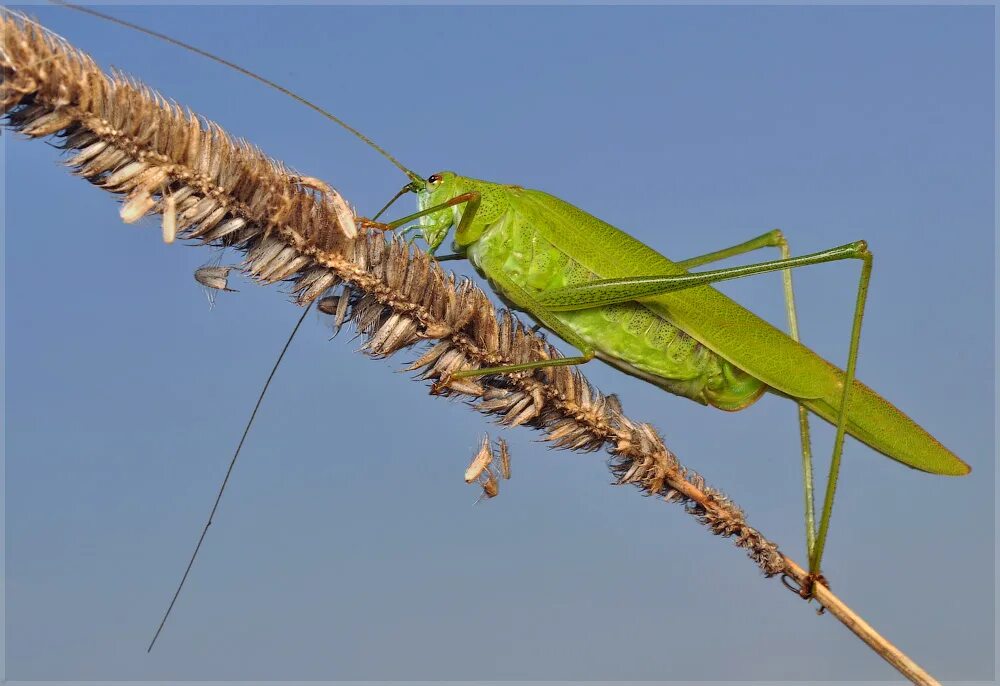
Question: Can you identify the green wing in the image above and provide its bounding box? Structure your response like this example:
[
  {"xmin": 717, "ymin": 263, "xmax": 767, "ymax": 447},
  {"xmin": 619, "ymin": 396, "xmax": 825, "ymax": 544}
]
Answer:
[
  {"xmin": 655, "ymin": 286, "xmax": 969, "ymax": 475},
  {"xmin": 517, "ymin": 190, "xmax": 970, "ymax": 475}
]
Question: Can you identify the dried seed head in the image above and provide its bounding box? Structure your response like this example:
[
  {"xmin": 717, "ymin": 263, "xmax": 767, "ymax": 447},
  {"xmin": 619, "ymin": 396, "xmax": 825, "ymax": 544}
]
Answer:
[{"xmin": 0, "ymin": 9, "xmax": 784, "ymax": 577}]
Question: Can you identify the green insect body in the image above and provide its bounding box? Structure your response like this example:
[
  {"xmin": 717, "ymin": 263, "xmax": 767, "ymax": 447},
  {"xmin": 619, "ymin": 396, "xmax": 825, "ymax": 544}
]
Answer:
[
  {"xmin": 424, "ymin": 176, "xmax": 766, "ymax": 410},
  {"xmin": 417, "ymin": 171, "xmax": 969, "ymax": 478}
]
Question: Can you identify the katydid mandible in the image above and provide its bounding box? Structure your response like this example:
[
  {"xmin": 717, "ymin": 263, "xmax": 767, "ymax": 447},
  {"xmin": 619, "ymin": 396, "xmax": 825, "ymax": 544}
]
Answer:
[{"xmin": 63, "ymin": 4, "xmax": 970, "ymax": 589}]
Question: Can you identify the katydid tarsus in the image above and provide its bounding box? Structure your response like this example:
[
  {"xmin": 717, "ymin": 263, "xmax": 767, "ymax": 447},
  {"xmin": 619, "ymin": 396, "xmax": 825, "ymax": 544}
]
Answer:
[{"xmin": 53, "ymin": 1, "xmax": 972, "ymax": 650}]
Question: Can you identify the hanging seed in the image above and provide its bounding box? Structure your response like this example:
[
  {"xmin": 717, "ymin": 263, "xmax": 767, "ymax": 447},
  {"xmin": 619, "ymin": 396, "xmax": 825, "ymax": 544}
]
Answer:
[
  {"xmin": 497, "ymin": 438, "xmax": 511, "ymax": 480},
  {"xmin": 480, "ymin": 474, "xmax": 499, "ymax": 500},
  {"xmin": 332, "ymin": 292, "xmax": 350, "ymax": 332},
  {"xmin": 464, "ymin": 436, "xmax": 492, "ymax": 484},
  {"xmin": 194, "ymin": 265, "xmax": 235, "ymax": 292},
  {"xmin": 120, "ymin": 190, "xmax": 154, "ymax": 224},
  {"xmin": 316, "ymin": 291, "xmax": 352, "ymax": 334},
  {"xmin": 162, "ymin": 194, "xmax": 177, "ymax": 244},
  {"xmin": 316, "ymin": 295, "xmax": 340, "ymax": 316}
]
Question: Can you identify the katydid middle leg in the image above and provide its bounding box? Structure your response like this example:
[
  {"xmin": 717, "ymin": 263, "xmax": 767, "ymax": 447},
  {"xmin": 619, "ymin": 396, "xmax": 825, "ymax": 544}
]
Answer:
[
  {"xmin": 437, "ymin": 270, "xmax": 597, "ymax": 392},
  {"xmin": 679, "ymin": 230, "xmax": 818, "ymax": 564}
]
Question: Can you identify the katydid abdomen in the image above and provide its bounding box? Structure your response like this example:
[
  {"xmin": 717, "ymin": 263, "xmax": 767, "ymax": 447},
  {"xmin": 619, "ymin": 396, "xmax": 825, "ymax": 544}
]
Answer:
[
  {"xmin": 465, "ymin": 198, "xmax": 768, "ymax": 412},
  {"xmin": 426, "ymin": 175, "xmax": 968, "ymax": 476}
]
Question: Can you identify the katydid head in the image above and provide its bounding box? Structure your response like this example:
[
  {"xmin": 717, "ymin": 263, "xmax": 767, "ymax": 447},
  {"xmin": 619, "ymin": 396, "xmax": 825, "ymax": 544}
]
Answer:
[
  {"xmin": 413, "ymin": 172, "xmax": 509, "ymax": 252},
  {"xmin": 416, "ymin": 171, "xmax": 461, "ymax": 252}
]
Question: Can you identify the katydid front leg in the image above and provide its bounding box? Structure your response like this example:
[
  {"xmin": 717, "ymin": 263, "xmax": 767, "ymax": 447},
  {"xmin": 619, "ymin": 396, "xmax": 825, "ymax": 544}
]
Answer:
[
  {"xmin": 362, "ymin": 192, "xmax": 481, "ymax": 233},
  {"xmin": 360, "ymin": 191, "xmax": 481, "ymax": 256}
]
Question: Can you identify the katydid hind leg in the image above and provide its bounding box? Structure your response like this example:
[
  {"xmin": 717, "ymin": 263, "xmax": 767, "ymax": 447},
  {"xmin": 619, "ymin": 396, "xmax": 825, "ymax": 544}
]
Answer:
[
  {"xmin": 680, "ymin": 237, "xmax": 874, "ymax": 580},
  {"xmin": 809, "ymin": 248, "xmax": 873, "ymax": 578},
  {"xmin": 536, "ymin": 236, "xmax": 876, "ymax": 580},
  {"xmin": 772, "ymin": 234, "xmax": 818, "ymax": 566},
  {"xmin": 535, "ymin": 241, "xmax": 869, "ymax": 311},
  {"xmin": 676, "ymin": 233, "xmax": 874, "ymax": 586}
]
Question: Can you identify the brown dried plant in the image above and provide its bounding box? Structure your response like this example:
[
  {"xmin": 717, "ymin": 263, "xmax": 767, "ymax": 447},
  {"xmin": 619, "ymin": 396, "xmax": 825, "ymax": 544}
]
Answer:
[
  {"xmin": 465, "ymin": 435, "xmax": 511, "ymax": 501},
  {"xmin": 0, "ymin": 11, "xmax": 941, "ymax": 684},
  {"xmin": 0, "ymin": 11, "xmax": 781, "ymax": 574}
]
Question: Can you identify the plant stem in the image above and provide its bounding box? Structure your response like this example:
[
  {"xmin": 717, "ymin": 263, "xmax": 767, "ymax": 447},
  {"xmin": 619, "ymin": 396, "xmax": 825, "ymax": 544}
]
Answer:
[{"xmin": 781, "ymin": 556, "xmax": 939, "ymax": 685}]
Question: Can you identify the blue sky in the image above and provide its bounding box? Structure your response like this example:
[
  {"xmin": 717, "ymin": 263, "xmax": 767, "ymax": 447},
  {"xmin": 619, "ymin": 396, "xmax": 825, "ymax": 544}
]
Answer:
[{"xmin": 4, "ymin": 4, "xmax": 994, "ymax": 681}]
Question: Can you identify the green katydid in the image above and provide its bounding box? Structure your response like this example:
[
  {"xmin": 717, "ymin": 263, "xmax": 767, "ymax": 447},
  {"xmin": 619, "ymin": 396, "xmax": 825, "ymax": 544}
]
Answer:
[
  {"xmin": 366, "ymin": 172, "xmax": 968, "ymax": 582},
  {"xmin": 58, "ymin": 1, "xmax": 970, "ymax": 606}
]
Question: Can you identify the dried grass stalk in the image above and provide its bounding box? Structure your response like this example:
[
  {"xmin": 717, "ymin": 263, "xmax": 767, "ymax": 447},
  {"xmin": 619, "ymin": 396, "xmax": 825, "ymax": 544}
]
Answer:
[
  {"xmin": 0, "ymin": 12, "xmax": 941, "ymax": 684},
  {"xmin": 0, "ymin": 10, "xmax": 782, "ymax": 575}
]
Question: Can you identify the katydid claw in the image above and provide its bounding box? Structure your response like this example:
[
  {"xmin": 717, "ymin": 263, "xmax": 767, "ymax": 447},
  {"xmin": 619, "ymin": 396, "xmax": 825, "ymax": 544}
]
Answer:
[
  {"xmin": 357, "ymin": 217, "xmax": 391, "ymax": 232},
  {"xmin": 780, "ymin": 571, "xmax": 829, "ymax": 607},
  {"xmin": 430, "ymin": 374, "xmax": 453, "ymax": 395}
]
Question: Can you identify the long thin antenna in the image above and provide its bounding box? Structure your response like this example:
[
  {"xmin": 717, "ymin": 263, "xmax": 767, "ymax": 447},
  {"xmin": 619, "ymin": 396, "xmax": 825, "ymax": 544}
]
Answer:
[
  {"xmin": 51, "ymin": 1, "xmax": 425, "ymax": 187},
  {"xmin": 147, "ymin": 303, "xmax": 312, "ymax": 653}
]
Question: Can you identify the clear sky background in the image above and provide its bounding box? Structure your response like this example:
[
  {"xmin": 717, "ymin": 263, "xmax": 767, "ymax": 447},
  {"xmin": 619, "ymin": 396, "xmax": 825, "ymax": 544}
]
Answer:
[{"xmin": 4, "ymin": 4, "xmax": 994, "ymax": 682}]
